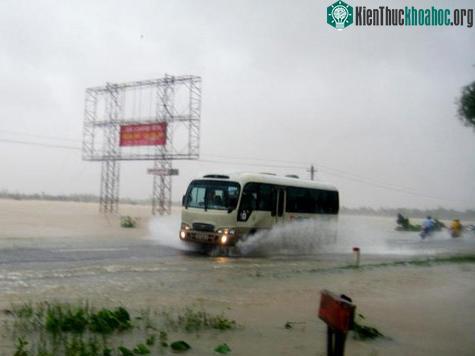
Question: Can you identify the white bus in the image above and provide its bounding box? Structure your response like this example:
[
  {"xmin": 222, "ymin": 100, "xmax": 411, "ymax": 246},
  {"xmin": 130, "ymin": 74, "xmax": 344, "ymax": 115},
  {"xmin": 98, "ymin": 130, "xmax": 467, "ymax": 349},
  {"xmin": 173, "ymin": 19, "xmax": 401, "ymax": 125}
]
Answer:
[{"xmin": 179, "ymin": 172, "xmax": 339, "ymax": 249}]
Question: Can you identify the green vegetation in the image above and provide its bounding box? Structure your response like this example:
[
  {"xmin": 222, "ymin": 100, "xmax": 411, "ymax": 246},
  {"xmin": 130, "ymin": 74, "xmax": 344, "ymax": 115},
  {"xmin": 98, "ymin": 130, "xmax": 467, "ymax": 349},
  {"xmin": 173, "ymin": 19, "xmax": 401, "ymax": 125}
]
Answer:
[
  {"xmin": 301, "ymin": 254, "xmax": 475, "ymax": 276},
  {"xmin": 117, "ymin": 346, "xmax": 134, "ymax": 356},
  {"xmin": 7, "ymin": 303, "xmax": 236, "ymax": 355},
  {"xmin": 458, "ymin": 80, "xmax": 475, "ymax": 128},
  {"xmin": 351, "ymin": 314, "xmax": 384, "ymax": 340},
  {"xmin": 347, "ymin": 254, "xmax": 475, "ymax": 270},
  {"xmin": 170, "ymin": 340, "xmax": 191, "ymax": 352},
  {"xmin": 41, "ymin": 304, "xmax": 131, "ymax": 335},
  {"xmin": 132, "ymin": 343, "xmax": 150, "ymax": 354},
  {"xmin": 160, "ymin": 307, "xmax": 237, "ymax": 332},
  {"xmin": 214, "ymin": 343, "xmax": 231, "ymax": 354},
  {"xmin": 88, "ymin": 308, "xmax": 131, "ymax": 334},
  {"xmin": 13, "ymin": 337, "xmax": 29, "ymax": 356},
  {"xmin": 158, "ymin": 331, "xmax": 168, "ymax": 347},
  {"xmin": 120, "ymin": 216, "xmax": 137, "ymax": 228},
  {"xmin": 144, "ymin": 335, "xmax": 155, "ymax": 347}
]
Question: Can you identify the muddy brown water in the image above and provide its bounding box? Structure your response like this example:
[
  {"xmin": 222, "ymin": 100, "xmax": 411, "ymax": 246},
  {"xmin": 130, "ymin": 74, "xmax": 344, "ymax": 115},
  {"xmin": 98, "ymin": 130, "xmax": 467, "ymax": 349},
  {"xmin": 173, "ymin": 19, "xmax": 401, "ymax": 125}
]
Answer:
[{"xmin": 0, "ymin": 199, "xmax": 474, "ymax": 355}]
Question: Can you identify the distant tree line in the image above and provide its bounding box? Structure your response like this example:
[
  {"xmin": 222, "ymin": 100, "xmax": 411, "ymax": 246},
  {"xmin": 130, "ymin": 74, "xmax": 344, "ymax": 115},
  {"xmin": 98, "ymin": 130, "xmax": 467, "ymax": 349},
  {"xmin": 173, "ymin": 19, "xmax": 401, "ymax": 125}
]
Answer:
[
  {"xmin": 340, "ymin": 207, "xmax": 475, "ymax": 220},
  {"xmin": 0, "ymin": 190, "xmax": 150, "ymax": 205},
  {"xmin": 1, "ymin": 190, "xmax": 473, "ymax": 219}
]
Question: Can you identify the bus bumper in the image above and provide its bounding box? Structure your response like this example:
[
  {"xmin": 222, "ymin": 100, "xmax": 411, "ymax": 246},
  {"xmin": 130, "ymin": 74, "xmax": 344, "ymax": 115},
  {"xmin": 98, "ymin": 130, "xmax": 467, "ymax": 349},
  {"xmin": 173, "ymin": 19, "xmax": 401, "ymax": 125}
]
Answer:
[{"xmin": 179, "ymin": 229, "xmax": 238, "ymax": 246}]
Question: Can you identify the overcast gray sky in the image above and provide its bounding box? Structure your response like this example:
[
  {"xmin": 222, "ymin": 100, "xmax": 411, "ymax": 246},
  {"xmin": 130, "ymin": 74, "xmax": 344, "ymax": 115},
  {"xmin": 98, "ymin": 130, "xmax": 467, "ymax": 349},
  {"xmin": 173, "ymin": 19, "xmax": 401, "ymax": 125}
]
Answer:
[{"xmin": 0, "ymin": 0, "xmax": 474, "ymax": 210}]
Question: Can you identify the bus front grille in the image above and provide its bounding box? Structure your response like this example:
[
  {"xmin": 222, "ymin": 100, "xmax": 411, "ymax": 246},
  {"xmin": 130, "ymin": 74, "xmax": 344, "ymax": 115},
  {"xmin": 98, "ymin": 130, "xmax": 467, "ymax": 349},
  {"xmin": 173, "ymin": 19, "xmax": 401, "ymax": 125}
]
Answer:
[{"xmin": 192, "ymin": 223, "xmax": 215, "ymax": 232}]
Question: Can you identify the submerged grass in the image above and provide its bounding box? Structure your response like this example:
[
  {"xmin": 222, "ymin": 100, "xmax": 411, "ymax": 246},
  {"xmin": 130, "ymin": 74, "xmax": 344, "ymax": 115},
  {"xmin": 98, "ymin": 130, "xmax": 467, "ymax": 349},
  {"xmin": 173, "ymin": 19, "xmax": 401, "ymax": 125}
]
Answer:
[
  {"xmin": 257, "ymin": 254, "xmax": 475, "ymax": 280},
  {"xmin": 6, "ymin": 302, "xmax": 237, "ymax": 355},
  {"xmin": 160, "ymin": 306, "xmax": 237, "ymax": 332},
  {"xmin": 338, "ymin": 254, "xmax": 475, "ymax": 271},
  {"xmin": 305, "ymin": 254, "xmax": 475, "ymax": 276},
  {"xmin": 351, "ymin": 314, "xmax": 384, "ymax": 341}
]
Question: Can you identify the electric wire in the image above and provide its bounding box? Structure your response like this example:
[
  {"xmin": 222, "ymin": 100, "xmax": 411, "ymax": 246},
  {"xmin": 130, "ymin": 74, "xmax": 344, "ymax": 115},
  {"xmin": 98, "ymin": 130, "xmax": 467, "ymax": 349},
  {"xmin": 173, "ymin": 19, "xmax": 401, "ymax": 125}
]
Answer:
[
  {"xmin": 197, "ymin": 159, "xmax": 306, "ymax": 170},
  {"xmin": 194, "ymin": 158, "xmax": 471, "ymax": 204},
  {"xmin": 0, "ymin": 129, "xmax": 81, "ymax": 143},
  {"xmin": 0, "ymin": 133, "xmax": 471, "ymax": 205},
  {"xmin": 0, "ymin": 138, "xmax": 81, "ymax": 150}
]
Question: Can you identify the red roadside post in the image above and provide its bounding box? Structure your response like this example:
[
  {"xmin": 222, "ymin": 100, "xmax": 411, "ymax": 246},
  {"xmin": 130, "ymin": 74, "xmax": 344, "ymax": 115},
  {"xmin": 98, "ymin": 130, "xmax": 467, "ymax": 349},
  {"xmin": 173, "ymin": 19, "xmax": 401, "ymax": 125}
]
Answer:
[
  {"xmin": 352, "ymin": 247, "xmax": 360, "ymax": 267},
  {"xmin": 318, "ymin": 290, "xmax": 356, "ymax": 356}
]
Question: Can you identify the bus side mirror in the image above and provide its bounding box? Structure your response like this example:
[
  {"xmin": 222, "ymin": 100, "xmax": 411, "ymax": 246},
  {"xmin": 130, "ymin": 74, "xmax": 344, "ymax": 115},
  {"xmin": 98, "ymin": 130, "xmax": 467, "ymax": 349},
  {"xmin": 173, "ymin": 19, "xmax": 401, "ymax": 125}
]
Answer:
[{"xmin": 182, "ymin": 195, "xmax": 186, "ymax": 207}]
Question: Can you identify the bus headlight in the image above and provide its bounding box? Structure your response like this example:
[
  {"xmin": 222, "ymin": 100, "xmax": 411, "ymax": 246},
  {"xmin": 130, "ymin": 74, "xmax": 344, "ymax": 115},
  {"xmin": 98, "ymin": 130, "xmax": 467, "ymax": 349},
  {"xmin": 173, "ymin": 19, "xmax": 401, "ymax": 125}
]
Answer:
[
  {"xmin": 180, "ymin": 223, "xmax": 190, "ymax": 239},
  {"xmin": 181, "ymin": 223, "xmax": 191, "ymax": 230},
  {"xmin": 220, "ymin": 235, "xmax": 228, "ymax": 244}
]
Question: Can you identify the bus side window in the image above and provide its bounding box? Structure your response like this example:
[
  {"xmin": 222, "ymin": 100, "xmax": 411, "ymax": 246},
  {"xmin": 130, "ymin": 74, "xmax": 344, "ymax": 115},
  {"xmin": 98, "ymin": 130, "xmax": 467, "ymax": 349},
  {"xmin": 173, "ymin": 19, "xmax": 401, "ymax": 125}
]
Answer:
[
  {"xmin": 277, "ymin": 190, "xmax": 284, "ymax": 217},
  {"xmin": 258, "ymin": 184, "xmax": 274, "ymax": 211},
  {"xmin": 238, "ymin": 183, "xmax": 258, "ymax": 221},
  {"xmin": 271, "ymin": 188, "xmax": 278, "ymax": 216},
  {"xmin": 240, "ymin": 184, "xmax": 257, "ymax": 209},
  {"xmin": 241, "ymin": 192, "xmax": 257, "ymax": 210}
]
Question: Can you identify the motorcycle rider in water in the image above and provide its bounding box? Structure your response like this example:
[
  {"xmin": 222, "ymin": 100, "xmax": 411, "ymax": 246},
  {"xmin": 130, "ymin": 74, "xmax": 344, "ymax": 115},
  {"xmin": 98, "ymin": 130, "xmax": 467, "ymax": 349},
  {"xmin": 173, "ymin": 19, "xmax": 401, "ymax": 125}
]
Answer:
[
  {"xmin": 420, "ymin": 216, "xmax": 434, "ymax": 239},
  {"xmin": 449, "ymin": 219, "xmax": 463, "ymax": 238}
]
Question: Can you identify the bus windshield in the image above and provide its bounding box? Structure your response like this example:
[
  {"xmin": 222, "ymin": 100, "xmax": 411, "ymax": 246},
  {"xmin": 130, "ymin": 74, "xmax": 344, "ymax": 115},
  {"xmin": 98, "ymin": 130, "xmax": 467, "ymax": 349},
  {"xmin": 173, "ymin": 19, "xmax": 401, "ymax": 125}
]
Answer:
[{"xmin": 185, "ymin": 180, "xmax": 241, "ymax": 211}]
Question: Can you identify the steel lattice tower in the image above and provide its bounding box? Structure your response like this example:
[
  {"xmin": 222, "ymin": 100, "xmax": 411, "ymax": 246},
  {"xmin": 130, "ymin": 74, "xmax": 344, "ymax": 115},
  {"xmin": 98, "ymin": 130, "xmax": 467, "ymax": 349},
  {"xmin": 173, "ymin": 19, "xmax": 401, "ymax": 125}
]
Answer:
[
  {"xmin": 152, "ymin": 75, "xmax": 174, "ymax": 215},
  {"xmin": 99, "ymin": 84, "xmax": 121, "ymax": 213},
  {"xmin": 82, "ymin": 75, "xmax": 202, "ymax": 215}
]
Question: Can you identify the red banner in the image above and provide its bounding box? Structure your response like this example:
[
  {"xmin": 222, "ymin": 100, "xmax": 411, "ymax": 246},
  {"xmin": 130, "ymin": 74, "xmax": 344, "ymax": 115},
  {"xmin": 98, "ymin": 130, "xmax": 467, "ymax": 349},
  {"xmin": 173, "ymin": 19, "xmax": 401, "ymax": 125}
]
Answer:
[{"xmin": 119, "ymin": 123, "xmax": 167, "ymax": 146}]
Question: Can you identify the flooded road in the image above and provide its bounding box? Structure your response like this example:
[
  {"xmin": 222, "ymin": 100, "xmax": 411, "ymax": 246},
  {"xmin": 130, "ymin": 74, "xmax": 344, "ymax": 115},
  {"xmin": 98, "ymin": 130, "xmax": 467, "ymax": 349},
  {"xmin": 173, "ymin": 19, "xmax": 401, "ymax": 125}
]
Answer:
[{"xmin": 0, "ymin": 200, "xmax": 474, "ymax": 355}]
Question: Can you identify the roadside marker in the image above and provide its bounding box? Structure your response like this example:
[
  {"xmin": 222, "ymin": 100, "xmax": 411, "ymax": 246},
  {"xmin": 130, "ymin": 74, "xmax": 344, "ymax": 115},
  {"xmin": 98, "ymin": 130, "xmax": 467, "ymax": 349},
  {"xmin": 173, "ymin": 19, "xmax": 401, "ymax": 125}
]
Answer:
[
  {"xmin": 352, "ymin": 247, "xmax": 360, "ymax": 267},
  {"xmin": 318, "ymin": 290, "xmax": 356, "ymax": 356}
]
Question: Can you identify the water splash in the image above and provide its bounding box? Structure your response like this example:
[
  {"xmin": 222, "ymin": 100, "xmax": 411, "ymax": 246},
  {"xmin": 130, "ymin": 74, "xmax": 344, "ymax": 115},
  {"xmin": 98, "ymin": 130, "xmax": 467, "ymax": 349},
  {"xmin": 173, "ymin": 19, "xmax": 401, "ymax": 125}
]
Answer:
[
  {"xmin": 148, "ymin": 213, "xmax": 473, "ymax": 257},
  {"xmin": 237, "ymin": 216, "xmax": 338, "ymax": 256},
  {"xmin": 236, "ymin": 215, "xmax": 432, "ymax": 257},
  {"xmin": 148, "ymin": 214, "xmax": 194, "ymax": 251}
]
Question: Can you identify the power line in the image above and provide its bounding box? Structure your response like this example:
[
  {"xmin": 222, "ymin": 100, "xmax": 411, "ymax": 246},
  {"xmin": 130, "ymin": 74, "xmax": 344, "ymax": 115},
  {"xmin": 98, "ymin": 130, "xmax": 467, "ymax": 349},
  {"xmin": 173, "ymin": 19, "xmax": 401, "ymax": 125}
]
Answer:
[
  {"xmin": 0, "ymin": 138, "xmax": 81, "ymax": 151},
  {"xmin": 202, "ymin": 153, "xmax": 428, "ymax": 195},
  {"xmin": 319, "ymin": 169, "xmax": 472, "ymax": 205},
  {"xmin": 202, "ymin": 153, "xmax": 440, "ymax": 198},
  {"xmin": 201, "ymin": 153, "xmax": 311, "ymax": 166},
  {"xmin": 0, "ymin": 129, "xmax": 81, "ymax": 143},
  {"xmin": 0, "ymin": 131, "xmax": 438, "ymax": 199},
  {"xmin": 0, "ymin": 133, "xmax": 470, "ymax": 205},
  {"xmin": 196, "ymin": 158, "xmax": 471, "ymax": 205},
  {"xmin": 198, "ymin": 158, "xmax": 306, "ymax": 170}
]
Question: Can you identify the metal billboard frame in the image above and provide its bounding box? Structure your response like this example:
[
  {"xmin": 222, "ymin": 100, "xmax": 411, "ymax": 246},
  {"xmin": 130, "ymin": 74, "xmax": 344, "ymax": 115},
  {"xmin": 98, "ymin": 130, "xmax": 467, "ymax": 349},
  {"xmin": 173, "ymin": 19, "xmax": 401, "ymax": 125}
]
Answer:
[{"xmin": 82, "ymin": 75, "xmax": 201, "ymax": 214}]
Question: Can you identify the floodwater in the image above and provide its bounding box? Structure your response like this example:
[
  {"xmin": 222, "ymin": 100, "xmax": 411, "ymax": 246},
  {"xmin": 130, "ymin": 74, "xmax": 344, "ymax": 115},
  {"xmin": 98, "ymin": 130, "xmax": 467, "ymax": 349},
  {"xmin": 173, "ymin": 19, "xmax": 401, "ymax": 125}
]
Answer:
[{"xmin": 0, "ymin": 199, "xmax": 474, "ymax": 355}]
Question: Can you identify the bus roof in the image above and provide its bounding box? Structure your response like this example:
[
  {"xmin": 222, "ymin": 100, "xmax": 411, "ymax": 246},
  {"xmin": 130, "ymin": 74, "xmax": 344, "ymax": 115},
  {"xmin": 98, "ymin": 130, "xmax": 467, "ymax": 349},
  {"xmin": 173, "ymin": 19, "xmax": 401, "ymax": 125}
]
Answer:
[{"xmin": 196, "ymin": 172, "xmax": 338, "ymax": 192}]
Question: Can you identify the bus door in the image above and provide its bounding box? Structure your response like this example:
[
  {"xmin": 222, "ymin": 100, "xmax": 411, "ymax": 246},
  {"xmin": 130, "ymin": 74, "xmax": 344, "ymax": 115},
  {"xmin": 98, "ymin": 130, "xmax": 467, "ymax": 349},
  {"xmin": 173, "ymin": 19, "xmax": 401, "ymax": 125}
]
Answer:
[{"xmin": 271, "ymin": 187, "xmax": 285, "ymax": 224}]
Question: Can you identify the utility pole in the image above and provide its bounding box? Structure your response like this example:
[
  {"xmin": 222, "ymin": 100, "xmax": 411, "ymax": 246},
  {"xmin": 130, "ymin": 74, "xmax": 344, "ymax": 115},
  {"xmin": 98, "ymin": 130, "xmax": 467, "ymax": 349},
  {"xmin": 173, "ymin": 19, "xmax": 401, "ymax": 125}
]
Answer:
[{"xmin": 307, "ymin": 165, "xmax": 316, "ymax": 180}]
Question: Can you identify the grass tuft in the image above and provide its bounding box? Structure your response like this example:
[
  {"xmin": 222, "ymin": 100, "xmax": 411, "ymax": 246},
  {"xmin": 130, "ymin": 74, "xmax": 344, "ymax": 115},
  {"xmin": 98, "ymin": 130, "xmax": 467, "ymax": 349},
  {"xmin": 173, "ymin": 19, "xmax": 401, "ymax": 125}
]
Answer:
[
  {"xmin": 161, "ymin": 307, "xmax": 237, "ymax": 332},
  {"xmin": 120, "ymin": 216, "xmax": 137, "ymax": 228},
  {"xmin": 214, "ymin": 343, "xmax": 231, "ymax": 354},
  {"xmin": 351, "ymin": 314, "xmax": 384, "ymax": 340},
  {"xmin": 8, "ymin": 302, "xmax": 237, "ymax": 355}
]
